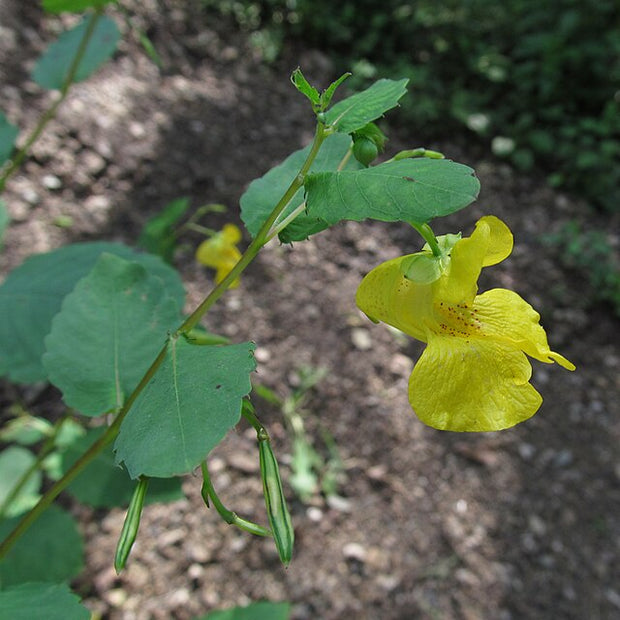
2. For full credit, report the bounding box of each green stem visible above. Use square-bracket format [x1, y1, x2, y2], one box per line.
[267, 140, 350, 241]
[183, 222, 217, 237]
[0, 341, 169, 559]
[0, 9, 103, 193]
[200, 461, 271, 537]
[0, 121, 328, 558]
[411, 221, 442, 257]
[178, 121, 328, 335]
[240, 401, 265, 434]
[267, 201, 306, 241]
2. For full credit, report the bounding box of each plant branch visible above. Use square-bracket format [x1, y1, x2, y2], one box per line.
[411, 221, 442, 257]
[0, 121, 329, 558]
[0, 9, 103, 193]
[177, 121, 328, 335]
[200, 461, 271, 537]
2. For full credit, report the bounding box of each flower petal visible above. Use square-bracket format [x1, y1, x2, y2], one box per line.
[437, 216, 513, 305]
[408, 334, 543, 431]
[474, 288, 575, 370]
[196, 239, 241, 268]
[478, 216, 513, 267]
[356, 255, 433, 342]
[221, 223, 242, 244]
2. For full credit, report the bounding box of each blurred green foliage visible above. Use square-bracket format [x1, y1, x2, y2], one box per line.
[544, 222, 620, 316]
[202, 0, 620, 212]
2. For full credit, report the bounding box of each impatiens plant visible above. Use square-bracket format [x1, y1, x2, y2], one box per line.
[0, 5, 575, 614]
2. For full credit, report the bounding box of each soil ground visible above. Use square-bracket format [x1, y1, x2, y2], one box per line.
[1, 2, 619, 619]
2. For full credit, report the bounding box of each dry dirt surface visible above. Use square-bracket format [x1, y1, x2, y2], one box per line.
[1, 2, 619, 619]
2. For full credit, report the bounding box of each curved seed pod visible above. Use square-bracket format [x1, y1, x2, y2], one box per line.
[114, 476, 149, 574]
[258, 430, 294, 566]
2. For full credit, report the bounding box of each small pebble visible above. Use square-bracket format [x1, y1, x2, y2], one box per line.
[351, 328, 372, 351]
[343, 542, 366, 562]
[42, 174, 62, 190]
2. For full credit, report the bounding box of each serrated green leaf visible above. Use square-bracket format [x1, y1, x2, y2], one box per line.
[0, 505, 83, 587]
[32, 15, 120, 90]
[200, 601, 291, 620]
[138, 197, 190, 262]
[240, 133, 359, 242]
[42, 0, 112, 12]
[0, 582, 90, 620]
[0, 447, 42, 517]
[305, 158, 480, 226]
[324, 78, 408, 134]
[290, 68, 320, 106]
[63, 427, 183, 507]
[43, 254, 180, 416]
[0, 242, 185, 384]
[0, 112, 19, 166]
[115, 338, 256, 478]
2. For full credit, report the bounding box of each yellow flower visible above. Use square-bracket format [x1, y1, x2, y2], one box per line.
[196, 224, 242, 288]
[356, 216, 575, 432]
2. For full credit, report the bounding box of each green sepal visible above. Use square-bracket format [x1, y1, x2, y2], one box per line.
[399, 253, 444, 284]
[425, 232, 462, 255]
[400, 231, 463, 283]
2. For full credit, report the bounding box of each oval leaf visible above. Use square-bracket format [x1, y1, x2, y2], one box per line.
[114, 338, 256, 478]
[32, 15, 120, 90]
[63, 428, 184, 507]
[43, 254, 180, 416]
[240, 133, 359, 241]
[0, 505, 83, 587]
[305, 158, 480, 226]
[0, 446, 42, 517]
[0, 583, 90, 620]
[0, 242, 185, 384]
[324, 78, 408, 134]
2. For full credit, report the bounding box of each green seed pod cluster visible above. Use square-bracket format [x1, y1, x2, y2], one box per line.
[258, 429, 294, 566]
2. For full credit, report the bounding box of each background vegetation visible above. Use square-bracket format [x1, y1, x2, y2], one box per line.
[202, 0, 620, 213]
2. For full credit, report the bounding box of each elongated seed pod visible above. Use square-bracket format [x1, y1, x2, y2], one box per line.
[258, 430, 294, 566]
[114, 476, 149, 574]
